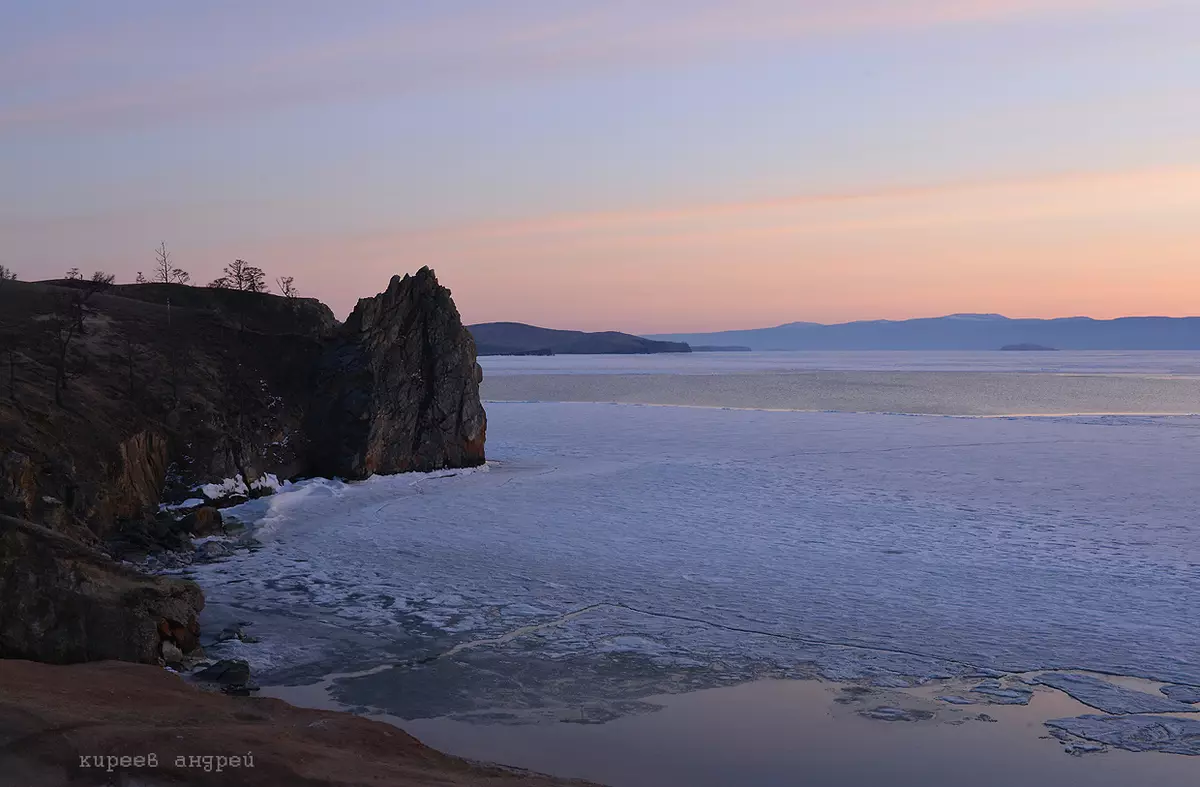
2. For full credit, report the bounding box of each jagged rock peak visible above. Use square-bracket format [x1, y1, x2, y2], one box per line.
[309, 267, 487, 478]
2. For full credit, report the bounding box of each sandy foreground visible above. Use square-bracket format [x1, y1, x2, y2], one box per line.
[0, 660, 601, 787]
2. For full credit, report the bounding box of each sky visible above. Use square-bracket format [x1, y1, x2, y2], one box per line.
[2, 1, 1198, 332]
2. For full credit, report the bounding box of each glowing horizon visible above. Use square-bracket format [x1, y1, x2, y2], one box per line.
[3, 1, 1198, 333]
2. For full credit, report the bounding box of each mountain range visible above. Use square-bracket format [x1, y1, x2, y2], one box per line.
[646, 314, 1200, 351]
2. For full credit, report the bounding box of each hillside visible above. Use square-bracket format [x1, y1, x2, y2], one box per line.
[647, 314, 1200, 351]
[470, 322, 691, 355]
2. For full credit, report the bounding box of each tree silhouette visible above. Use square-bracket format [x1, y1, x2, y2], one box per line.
[209, 259, 267, 292]
[154, 242, 191, 284]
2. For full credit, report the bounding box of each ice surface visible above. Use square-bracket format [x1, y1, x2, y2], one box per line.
[1161, 685, 1200, 704]
[480, 350, 1200, 377]
[1046, 715, 1200, 755]
[969, 680, 1032, 705]
[1032, 673, 1193, 714]
[191, 403, 1200, 720]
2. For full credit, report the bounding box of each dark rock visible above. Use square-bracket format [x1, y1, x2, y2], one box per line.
[194, 659, 251, 686]
[193, 658, 257, 695]
[181, 506, 223, 536]
[0, 514, 203, 664]
[309, 267, 486, 478]
[0, 272, 486, 670]
[194, 540, 235, 562]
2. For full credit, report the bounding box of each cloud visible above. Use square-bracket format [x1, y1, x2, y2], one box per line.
[0, 0, 1156, 132]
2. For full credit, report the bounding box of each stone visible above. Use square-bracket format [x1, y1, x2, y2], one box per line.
[114, 431, 170, 520]
[161, 641, 184, 665]
[193, 658, 257, 694]
[937, 695, 976, 705]
[194, 540, 234, 561]
[309, 267, 486, 479]
[194, 659, 251, 686]
[0, 514, 203, 664]
[181, 506, 223, 536]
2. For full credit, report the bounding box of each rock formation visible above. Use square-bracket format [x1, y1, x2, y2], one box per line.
[0, 268, 485, 665]
[0, 514, 203, 663]
[310, 268, 486, 477]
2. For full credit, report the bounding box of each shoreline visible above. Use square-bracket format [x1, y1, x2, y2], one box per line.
[259, 669, 1200, 787]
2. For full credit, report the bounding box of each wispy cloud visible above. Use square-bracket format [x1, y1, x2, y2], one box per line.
[0, 0, 1158, 132]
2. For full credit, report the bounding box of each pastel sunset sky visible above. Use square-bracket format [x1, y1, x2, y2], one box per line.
[4, 0, 1198, 331]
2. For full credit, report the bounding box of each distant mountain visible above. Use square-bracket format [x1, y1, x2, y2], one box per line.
[646, 315, 1200, 351]
[469, 322, 691, 356]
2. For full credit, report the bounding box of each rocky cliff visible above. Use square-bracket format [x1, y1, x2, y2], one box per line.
[310, 270, 486, 478]
[0, 267, 485, 665]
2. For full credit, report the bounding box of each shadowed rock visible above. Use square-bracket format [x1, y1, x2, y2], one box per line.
[310, 267, 486, 478]
[0, 514, 202, 664]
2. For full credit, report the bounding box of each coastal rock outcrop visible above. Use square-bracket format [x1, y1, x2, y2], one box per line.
[0, 514, 203, 663]
[309, 267, 486, 478]
[0, 268, 484, 667]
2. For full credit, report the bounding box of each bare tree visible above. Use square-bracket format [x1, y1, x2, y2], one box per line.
[0, 264, 16, 281]
[135, 271, 148, 284]
[48, 297, 81, 406]
[209, 259, 267, 292]
[154, 242, 191, 284]
[65, 267, 82, 280]
[276, 276, 297, 299]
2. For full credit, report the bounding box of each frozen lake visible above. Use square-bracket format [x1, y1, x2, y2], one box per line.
[187, 354, 1200, 782]
[479, 351, 1200, 416]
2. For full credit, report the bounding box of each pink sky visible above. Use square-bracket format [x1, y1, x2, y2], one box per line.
[3, 1, 1198, 331]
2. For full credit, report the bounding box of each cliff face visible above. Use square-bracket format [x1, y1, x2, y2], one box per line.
[0, 268, 484, 665]
[310, 269, 486, 478]
[0, 515, 204, 664]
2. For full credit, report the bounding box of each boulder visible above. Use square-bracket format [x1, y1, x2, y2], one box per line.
[182, 505, 223, 536]
[0, 514, 203, 664]
[309, 267, 486, 478]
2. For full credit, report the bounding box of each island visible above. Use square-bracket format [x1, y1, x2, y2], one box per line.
[469, 321, 691, 355]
